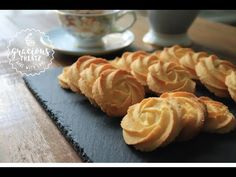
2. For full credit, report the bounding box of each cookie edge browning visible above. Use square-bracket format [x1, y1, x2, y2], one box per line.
[92, 69, 145, 117]
[195, 56, 234, 97]
[160, 92, 206, 141]
[225, 71, 236, 102]
[78, 63, 115, 107]
[121, 97, 182, 151]
[58, 66, 70, 89]
[199, 96, 236, 133]
[147, 62, 196, 95]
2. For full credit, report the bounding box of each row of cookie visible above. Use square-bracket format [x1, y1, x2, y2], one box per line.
[58, 55, 145, 117]
[121, 92, 236, 152]
[110, 45, 236, 102]
[163, 45, 236, 101]
[159, 45, 236, 101]
[110, 49, 196, 95]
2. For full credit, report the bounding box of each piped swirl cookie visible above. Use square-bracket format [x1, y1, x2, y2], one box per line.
[195, 55, 236, 97]
[121, 97, 182, 151]
[130, 54, 159, 87]
[110, 51, 148, 72]
[68, 55, 99, 92]
[199, 96, 236, 133]
[58, 56, 108, 92]
[160, 92, 206, 141]
[225, 71, 236, 102]
[79, 63, 116, 106]
[58, 66, 71, 89]
[159, 45, 194, 63]
[92, 69, 145, 117]
[179, 51, 209, 79]
[150, 50, 161, 58]
[58, 62, 81, 92]
[147, 61, 196, 94]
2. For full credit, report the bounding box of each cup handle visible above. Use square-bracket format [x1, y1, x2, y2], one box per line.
[113, 10, 137, 33]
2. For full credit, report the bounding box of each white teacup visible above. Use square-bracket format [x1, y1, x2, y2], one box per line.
[143, 10, 200, 46]
[57, 10, 136, 48]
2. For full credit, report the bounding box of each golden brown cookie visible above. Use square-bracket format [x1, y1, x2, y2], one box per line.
[199, 96, 236, 133]
[58, 55, 108, 93]
[150, 50, 161, 58]
[130, 54, 159, 87]
[179, 51, 208, 79]
[159, 45, 193, 63]
[75, 56, 108, 80]
[225, 71, 236, 102]
[147, 61, 196, 95]
[58, 66, 70, 89]
[195, 55, 236, 97]
[160, 92, 206, 141]
[66, 62, 82, 92]
[92, 69, 145, 117]
[110, 51, 148, 71]
[121, 97, 182, 151]
[78, 63, 115, 106]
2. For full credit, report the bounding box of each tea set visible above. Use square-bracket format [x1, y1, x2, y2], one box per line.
[41, 10, 200, 55]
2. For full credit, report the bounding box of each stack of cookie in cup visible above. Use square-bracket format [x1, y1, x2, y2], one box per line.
[58, 45, 236, 152]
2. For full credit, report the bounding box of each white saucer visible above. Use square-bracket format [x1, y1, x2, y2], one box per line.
[41, 28, 135, 56]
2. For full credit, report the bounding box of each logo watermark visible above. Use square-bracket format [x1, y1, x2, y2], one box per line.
[7, 28, 54, 76]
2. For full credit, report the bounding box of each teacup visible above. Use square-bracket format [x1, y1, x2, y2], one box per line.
[57, 10, 136, 48]
[143, 10, 200, 46]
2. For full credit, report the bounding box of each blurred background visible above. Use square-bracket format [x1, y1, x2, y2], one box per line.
[1, 10, 236, 26]
[1, 10, 235, 59]
[137, 10, 236, 26]
[199, 10, 236, 26]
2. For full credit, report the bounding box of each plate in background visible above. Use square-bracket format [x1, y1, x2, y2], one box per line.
[41, 28, 135, 56]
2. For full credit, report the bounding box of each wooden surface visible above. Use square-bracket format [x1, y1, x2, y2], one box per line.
[0, 11, 236, 162]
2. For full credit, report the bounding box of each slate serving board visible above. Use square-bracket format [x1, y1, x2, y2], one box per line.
[23, 68, 236, 162]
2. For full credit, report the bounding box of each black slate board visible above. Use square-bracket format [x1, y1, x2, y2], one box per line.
[23, 68, 236, 162]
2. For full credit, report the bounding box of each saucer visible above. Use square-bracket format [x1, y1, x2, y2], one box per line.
[143, 29, 191, 47]
[41, 28, 135, 56]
